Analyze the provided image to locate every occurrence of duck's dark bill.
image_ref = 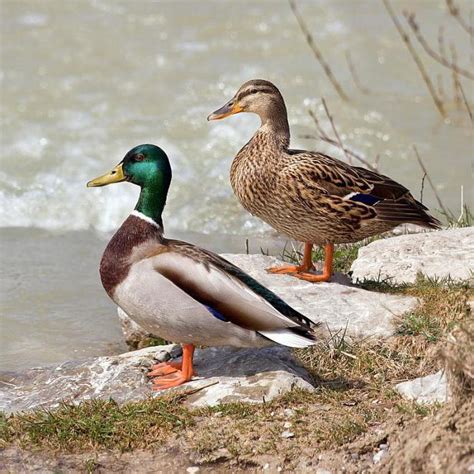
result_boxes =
[87,163,126,187]
[207,100,243,121]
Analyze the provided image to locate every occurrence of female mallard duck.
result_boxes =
[87,144,317,390]
[208,79,441,283]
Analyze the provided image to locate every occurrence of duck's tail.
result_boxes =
[258,323,320,348]
[375,196,442,230]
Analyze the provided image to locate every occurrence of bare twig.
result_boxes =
[420,171,427,204]
[382,0,447,118]
[457,80,474,123]
[437,73,446,102]
[412,145,451,217]
[306,109,378,171]
[438,26,447,60]
[288,0,350,102]
[404,12,474,81]
[374,154,381,170]
[446,0,474,37]
[181,381,220,397]
[458,185,465,223]
[321,98,353,165]
[345,50,371,94]
[450,42,463,109]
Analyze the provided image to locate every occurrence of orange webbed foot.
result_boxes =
[149,344,195,391]
[147,361,182,377]
[266,264,313,274]
[266,242,315,275]
[151,370,194,391]
[292,271,331,283]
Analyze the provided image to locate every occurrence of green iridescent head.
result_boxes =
[87,144,172,224]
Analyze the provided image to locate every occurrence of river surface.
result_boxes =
[1,0,472,371]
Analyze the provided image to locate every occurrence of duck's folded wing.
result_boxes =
[286,150,412,201]
[148,243,312,333]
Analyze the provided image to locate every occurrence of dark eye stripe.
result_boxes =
[237,87,274,100]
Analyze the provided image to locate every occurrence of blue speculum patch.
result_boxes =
[205,305,228,322]
[349,193,381,206]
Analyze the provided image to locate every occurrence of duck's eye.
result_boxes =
[135,153,145,162]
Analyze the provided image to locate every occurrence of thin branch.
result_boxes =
[404,11,474,81]
[374,154,381,170]
[345,50,371,94]
[288,0,350,102]
[457,80,474,123]
[446,0,474,37]
[438,26,447,60]
[306,109,378,171]
[450,42,463,108]
[420,171,427,204]
[321,98,353,165]
[382,0,447,118]
[412,145,451,218]
[437,73,446,102]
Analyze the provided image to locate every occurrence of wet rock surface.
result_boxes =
[351,227,474,285]
[0,345,314,413]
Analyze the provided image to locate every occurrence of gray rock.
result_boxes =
[0,345,314,413]
[395,370,449,404]
[351,228,474,285]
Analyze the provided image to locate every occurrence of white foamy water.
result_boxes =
[0,0,472,371]
[1,0,473,235]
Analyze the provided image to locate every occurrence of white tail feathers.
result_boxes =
[258,328,315,348]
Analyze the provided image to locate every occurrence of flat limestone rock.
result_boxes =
[221,254,418,338]
[351,228,474,285]
[0,345,314,413]
[395,370,449,404]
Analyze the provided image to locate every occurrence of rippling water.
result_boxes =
[1,0,472,370]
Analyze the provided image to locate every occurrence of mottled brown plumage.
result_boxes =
[209,79,440,247]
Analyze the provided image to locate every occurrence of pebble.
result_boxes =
[283,421,292,429]
[373,450,387,464]
[281,430,295,439]
[186,468,200,474]
[283,408,295,417]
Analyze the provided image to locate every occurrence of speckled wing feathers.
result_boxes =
[283,149,440,230]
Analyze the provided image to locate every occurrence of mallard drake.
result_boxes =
[208,79,441,283]
[87,144,317,390]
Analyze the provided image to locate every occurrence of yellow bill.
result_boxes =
[87,163,125,187]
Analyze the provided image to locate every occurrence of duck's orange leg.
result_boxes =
[292,243,334,283]
[151,344,195,391]
[267,242,314,274]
